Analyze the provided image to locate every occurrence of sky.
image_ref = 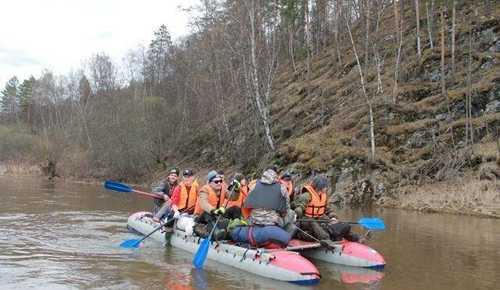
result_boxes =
[0,0,197,87]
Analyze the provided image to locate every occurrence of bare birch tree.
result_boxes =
[393,0,404,104]
[241,0,279,150]
[334,0,343,65]
[426,0,434,49]
[465,18,474,148]
[451,0,456,75]
[440,6,455,146]
[346,17,376,162]
[415,0,422,59]
[304,0,313,93]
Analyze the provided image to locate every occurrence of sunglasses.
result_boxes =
[212,179,223,184]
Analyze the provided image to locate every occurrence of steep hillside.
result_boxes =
[268,1,499,216]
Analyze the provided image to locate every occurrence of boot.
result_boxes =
[193,224,209,238]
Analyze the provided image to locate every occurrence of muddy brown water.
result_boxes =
[0,176,499,290]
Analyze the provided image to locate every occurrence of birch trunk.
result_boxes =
[288,25,297,73]
[334,0,342,65]
[393,1,404,104]
[451,0,456,75]
[466,19,474,146]
[415,0,422,59]
[440,7,455,146]
[346,19,376,162]
[426,0,434,49]
[248,0,275,150]
[304,0,312,94]
[365,0,371,68]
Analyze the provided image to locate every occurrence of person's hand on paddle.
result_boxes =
[228,179,240,192]
[211,207,226,215]
[163,194,170,202]
[172,210,180,219]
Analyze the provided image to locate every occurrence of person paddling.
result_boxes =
[292,175,365,246]
[152,167,180,221]
[193,171,229,240]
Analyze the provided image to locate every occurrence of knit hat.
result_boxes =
[207,170,219,182]
[312,175,328,191]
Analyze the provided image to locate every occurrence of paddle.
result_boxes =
[297,217,385,231]
[192,184,236,269]
[104,180,164,200]
[120,217,171,249]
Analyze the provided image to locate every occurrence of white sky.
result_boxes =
[0,0,196,87]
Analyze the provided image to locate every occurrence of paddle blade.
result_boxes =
[357,218,385,230]
[104,180,133,193]
[192,238,210,269]
[120,239,142,248]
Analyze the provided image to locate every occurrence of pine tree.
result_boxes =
[17,76,35,123]
[0,76,20,121]
[146,24,173,97]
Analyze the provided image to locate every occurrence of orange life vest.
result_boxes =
[303,185,327,218]
[223,186,248,209]
[194,184,222,215]
[241,179,257,219]
[177,180,199,212]
[240,185,249,200]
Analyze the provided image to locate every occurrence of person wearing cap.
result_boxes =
[169,169,199,214]
[151,167,180,221]
[192,170,230,240]
[292,175,364,245]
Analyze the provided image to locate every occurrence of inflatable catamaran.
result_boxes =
[126,212,385,284]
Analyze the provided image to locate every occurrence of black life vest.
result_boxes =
[243,181,286,212]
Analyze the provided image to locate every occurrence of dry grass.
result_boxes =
[385,118,437,135]
[391,174,500,218]
[0,161,41,176]
[473,141,499,161]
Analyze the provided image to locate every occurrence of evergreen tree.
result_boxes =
[17,76,36,123]
[0,76,20,121]
[145,24,173,97]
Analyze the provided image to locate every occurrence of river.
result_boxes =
[0,176,499,289]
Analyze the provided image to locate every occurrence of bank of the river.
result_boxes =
[2,160,499,219]
[380,174,500,219]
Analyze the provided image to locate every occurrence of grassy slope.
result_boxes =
[268,1,499,215]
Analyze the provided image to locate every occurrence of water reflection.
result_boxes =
[1,176,499,290]
[320,264,384,287]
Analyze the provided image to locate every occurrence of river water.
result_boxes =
[0,176,499,290]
